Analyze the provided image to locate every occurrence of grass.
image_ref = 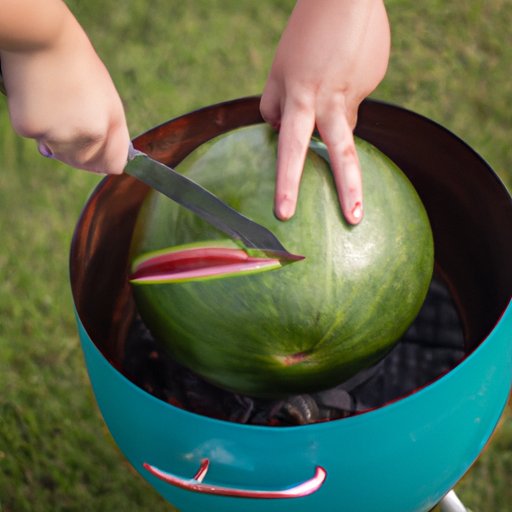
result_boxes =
[0,1,510,511]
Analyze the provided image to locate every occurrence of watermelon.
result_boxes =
[129,125,434,398]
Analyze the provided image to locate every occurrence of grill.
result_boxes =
[70,98,512,512]
[123,276,465,426]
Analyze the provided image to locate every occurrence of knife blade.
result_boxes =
[125,144,303,262]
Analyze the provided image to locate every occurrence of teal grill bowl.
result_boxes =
[70,98,512,512]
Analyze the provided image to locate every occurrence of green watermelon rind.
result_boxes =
[130,125,434,397]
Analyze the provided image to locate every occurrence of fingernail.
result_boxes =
[38,142,53,158]
[351,202,363,222]
[275,197,295,221]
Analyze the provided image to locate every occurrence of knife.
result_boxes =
[125,144,304,262]
[0,70,301,261]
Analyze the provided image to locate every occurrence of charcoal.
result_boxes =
[122,277,466,426]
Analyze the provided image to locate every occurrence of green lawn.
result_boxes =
[1,1,511,511]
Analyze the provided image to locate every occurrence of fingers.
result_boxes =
[261,90,363,225]
[262,91,316,221]
[260,80,282,131]
[275,105,315,220]
[317,106,363,225]
[35,108,130,175]
[99,115,131,174]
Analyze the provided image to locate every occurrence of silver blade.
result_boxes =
[124,145,303,261]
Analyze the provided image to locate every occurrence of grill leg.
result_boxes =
[439,490,468,512]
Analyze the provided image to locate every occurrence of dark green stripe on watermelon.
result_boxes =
[130,125,434,398]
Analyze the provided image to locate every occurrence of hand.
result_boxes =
[0,1,129,174]
[261,0,390,224]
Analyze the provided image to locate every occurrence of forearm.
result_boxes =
[0,0,98,127]
[0,0,73,52]
[289,0,383,35]
[0,0,88,94]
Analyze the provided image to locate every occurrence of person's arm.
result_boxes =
[0,0,129,174]
[261,0,390,224]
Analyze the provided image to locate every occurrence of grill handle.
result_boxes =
[143,459,326,499]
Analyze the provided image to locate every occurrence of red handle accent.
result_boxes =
[143,459,326,499]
